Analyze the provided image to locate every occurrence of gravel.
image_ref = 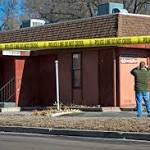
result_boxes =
[0,112,150,133]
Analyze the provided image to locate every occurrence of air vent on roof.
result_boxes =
[97,2,128,16]
[20,19,45,28]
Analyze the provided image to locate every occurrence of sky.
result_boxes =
[0,0,24,27]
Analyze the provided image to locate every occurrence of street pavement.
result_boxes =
[0,134,150,150]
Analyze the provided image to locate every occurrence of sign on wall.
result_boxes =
[120,57,138,64]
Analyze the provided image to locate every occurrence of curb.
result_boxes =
[0,107,21,113]
[0,126,50,134]
[0,126,150,141]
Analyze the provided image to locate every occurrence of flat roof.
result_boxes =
[0,13,150,43]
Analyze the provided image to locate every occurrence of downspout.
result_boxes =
[113,14,120,107]
[55,60,60,110]
[113,49,117,107]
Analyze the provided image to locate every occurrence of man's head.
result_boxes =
[139,61,146,69]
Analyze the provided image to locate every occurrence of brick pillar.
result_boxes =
[15,59,25,106]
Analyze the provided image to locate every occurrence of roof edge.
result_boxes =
[0,13,119,34]
[119,12,150,18]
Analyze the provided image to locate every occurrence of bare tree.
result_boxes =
[23,0,150,24]
[0,0,20,31]
[123,0,150,14]
[1,0,150,31]
[23,0,103,22]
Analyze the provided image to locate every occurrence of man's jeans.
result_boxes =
[136,91,150,117]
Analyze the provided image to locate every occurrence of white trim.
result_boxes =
[119,12,150,18]
[2,49,31,56]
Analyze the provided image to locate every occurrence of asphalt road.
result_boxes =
[0,134,150,150]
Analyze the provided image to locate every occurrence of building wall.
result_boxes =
[15,58,39,106]
[117,48,150,108]
[99,48,115,106]
[71,50,99,106]
[58,53,72,105]
[54,49,114,107]
[15,55,56,107]
[58,50,99,106]
[82,50,99,106]
[38,56,56,106]
[13,47,150,108]
[72,89,82,105]
[0,57,15,103]
[119,57,147,108]
[2,57,15,84]
[0,59,3,88]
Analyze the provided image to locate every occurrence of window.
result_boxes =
[72,53,81,88]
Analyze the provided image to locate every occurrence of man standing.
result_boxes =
[131,61,150,117]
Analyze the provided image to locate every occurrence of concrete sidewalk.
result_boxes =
[59,111,139,118]
[0,110,148,118]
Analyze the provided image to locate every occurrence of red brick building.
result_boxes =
[0,13,150,108]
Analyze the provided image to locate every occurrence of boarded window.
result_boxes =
[72,53,81,88]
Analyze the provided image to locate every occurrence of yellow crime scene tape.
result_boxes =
[0,35,150,50]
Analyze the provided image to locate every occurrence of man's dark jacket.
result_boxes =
[131,68,150,91]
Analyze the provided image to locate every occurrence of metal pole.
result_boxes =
[55,60,60,110]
